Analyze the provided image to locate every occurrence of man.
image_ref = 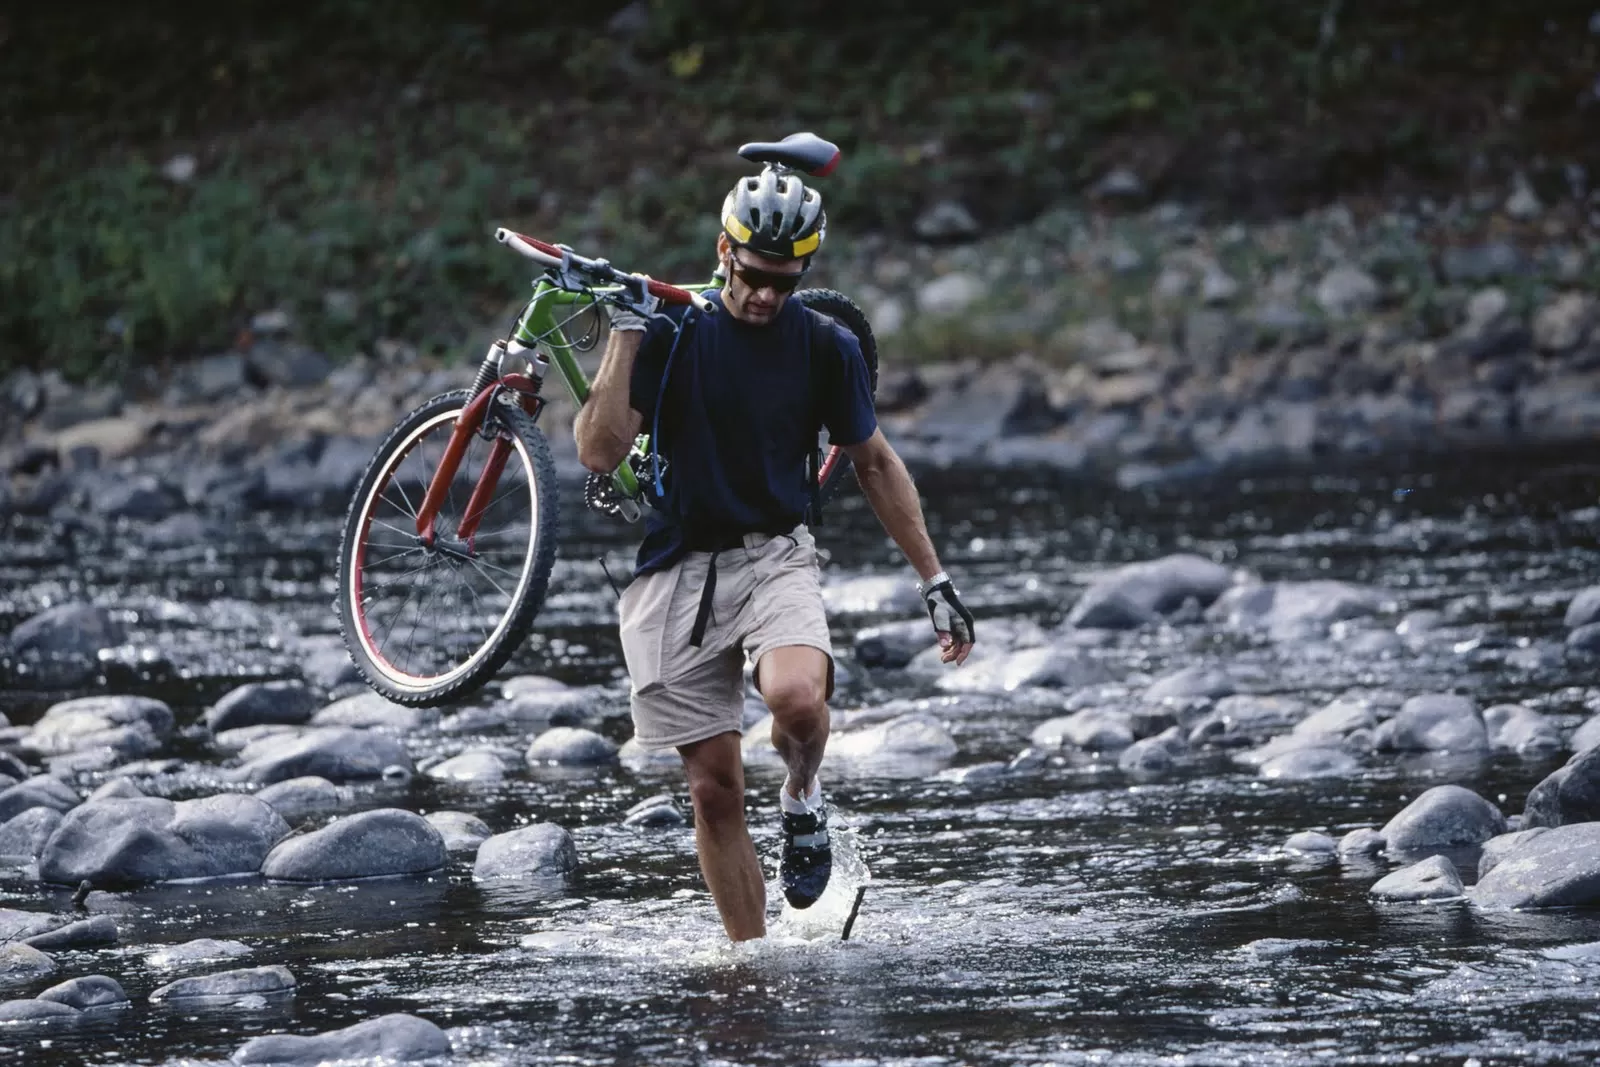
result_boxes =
[574,164,975,941]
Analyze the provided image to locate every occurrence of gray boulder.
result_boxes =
[9,603,125,686]
[0,998,80,1022]
[0,944,56,987]
[145,938,252,968]
[1143,665,1234,704]
[297,637,362,691]
[1190,695,1308,749]
[205,681,319,734]
[213,724,300,756]
[853,620,937,669]
[150,965,295,1004]
[1293,697,1379,740]
[1565,586,1600,629]
[1380,785,1505,852]
[255,776,342,822]
[623,795,686,829]
[39,794,290,886]
[1568,623,1600,653]
[0,812,62,865]
[24,916,118,951]
[232,1013,451,1065]
[1371,855,1465,901]
[1377,694,1487,752]
[825,713,958,771]
[1472,822,1600,908]
[86,778,144,803]
[1572,714,1600,754]
[1067,554,1233,629]
[1206,580,1384,640]
[1259,747,1361,780]
[499,676,614,725]
[24,695,173,757]
[260,809,446,882]
[1030,708,1135,752]
[424,811,493,852]
[0,778,78,822]
[0,909,57,942]
[473,823,579,879]
[1523,746,1600,828]
[427,749,509,782]
[37,975,127,1010]
[1477,828,1551,880]
[1286,831,1337,853]
[234,727,413,784]
[1483,704,1562,755]
[935,646,1107,693]
[526,727,617,766]
[309,692,433,733]
[1117,726,1187,777]
[1338,828,1387,856]
[821,575,921,615]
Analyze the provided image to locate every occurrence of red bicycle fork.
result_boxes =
[414,374,541,547]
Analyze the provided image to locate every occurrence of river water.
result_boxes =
[4,452,1600,1066]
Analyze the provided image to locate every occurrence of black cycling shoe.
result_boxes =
[779,805,832,909]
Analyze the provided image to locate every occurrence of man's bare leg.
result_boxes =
[757,645,832,797]
[677,732,765,940]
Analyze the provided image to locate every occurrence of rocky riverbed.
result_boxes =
[1,453,1600,1063]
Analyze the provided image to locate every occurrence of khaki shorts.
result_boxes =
[618,526,833,751]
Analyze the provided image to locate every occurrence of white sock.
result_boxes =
[780,775,822,814]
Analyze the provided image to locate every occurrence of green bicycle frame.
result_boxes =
[508,278,715,500]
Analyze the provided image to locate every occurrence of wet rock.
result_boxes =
[1117,726,1186,778]
[1190,695,1307,749]
[1534,293,1596,352]
[426,749,508,782]
[0,944,56,987]
[232,1012,451,1066]
[145,938,253,968]
[1442,242,1523,283]
[827,713,958,770]
[1523,747,1600,828]
[1241,938,1331,960]
[935,646,1106,693]
[260,808,446,882]
[1030,709,1135,752]
[0,909,57,942]
[0,807,63,860]
[497,679,613,726]
[39,794,291,886]
[1571,715,1600,754]
[1472,823,1600,908]
[822,575,921,615]
[0,777,78,822]
[1377,694,1487,752]
[1286,831,1337,854]
[24,916,117,951]
[1568,623,1600,654]
[1207,580,1384,640]
[623,795,685,829]
[255,776,342,822]
[0,998,79,1022]
[526,727,617,766]
[473,823,579,879]
[1565,587,1600,629]
[1259,747,1360,780]
[424,811,493,852]
[1314,265,1379,317]
[917,272,988,316]
[618,737,681,772]
[1067,554,1233,629]
[37,975,127,1010]
[8,603,125,685]
[86,779,144,803]
[1478,828,1552,880]
[24,695,173,757]
[1339,828,1386,856]
[213,724,301,756]
[94,475,183,521]
[150,965,295,1004]
[1483,704,1562,755]
[206,681,319,734]
[1380,785,1506,853]
[310,692,433,733]
[234,726,413,784]
[1371,855,1464,902]
[1143,665,1234,704]
[296,637,362,691]
[853,620,937,669]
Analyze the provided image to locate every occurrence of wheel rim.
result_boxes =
[348,407,540,691]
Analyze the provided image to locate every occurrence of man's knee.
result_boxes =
[686,764,746,826]
[763,673,826,727]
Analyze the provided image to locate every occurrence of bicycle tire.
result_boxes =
[792,288,880,505]
[336,388,559,706]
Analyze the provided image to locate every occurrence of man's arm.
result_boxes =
[843,429,973,664]
[574,328,644,473]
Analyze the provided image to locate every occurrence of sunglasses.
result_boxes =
[726,257,807,294]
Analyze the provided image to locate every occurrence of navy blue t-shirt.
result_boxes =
[627,290,877,575]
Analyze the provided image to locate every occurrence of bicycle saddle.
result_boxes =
[737,132,841,177]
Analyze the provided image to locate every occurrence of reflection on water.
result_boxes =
[2,452,1600,1064]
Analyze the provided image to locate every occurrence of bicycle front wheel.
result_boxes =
[336,389,559,706]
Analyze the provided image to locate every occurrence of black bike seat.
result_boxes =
[737,132,841,177]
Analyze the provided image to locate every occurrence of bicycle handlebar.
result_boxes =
[495,228,715,314]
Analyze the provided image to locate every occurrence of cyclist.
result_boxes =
[574,164,975,941]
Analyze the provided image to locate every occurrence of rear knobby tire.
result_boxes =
[793,287,880,505]
[336,389,559,706]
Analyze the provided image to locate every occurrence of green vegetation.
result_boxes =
[1,1,1594,377]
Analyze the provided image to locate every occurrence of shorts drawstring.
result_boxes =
[689,551,720,648]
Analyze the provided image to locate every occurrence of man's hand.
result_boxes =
[608,275,661,332]
[919,572,975,665]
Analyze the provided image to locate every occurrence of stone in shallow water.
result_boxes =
[24,916,118,951]
[618,737,680,772]
[1571,714,1600,754]
[86,778,144,802]
[1069,554,1233,630]
[1471,822,1600,908]
[1117,727,1185,778]
[205,681,319,734]
[935,646,1108,693]
[0,806,63,860]
[1338,828,1387,856]
[38,794,290,887]
[473,823,579,880]
[1371,855,1465,901]
[525,727,617,766]
[37,974,127,1010]
[1030,708,1135,752]
[853,620,936,669]
[310,692,433,733]
[232,1012,450,1065]
[145,938,253,968]
[826,713,958,771]
[0,944,56,988]
[0,776,79,822]
[1242,938,1333,959]
[149,965,295,1003]
[255,776,342,822]
[821,575,921,615]
[1378,694,1488,752]
[622,795,685,829]
[1285,831,1337,853]
[1259,747,1360,780]
[8,602,125,687]
[1381,785,1506,852]
[234,726,413,784]
[260,809,446,882]
[213,724,302,755]
[1477,828,1551,880]
[24,695,174,757]
[425,811,493,852]
[1523,746,1600,829]
[426,749,508,782]
[0,998,80,1023]
[1143,664,1235,703]
[1483,703,1562,755]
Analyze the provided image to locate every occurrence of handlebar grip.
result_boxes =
[648,280,715,314]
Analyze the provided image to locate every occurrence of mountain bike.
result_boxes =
[334,133,878,707]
